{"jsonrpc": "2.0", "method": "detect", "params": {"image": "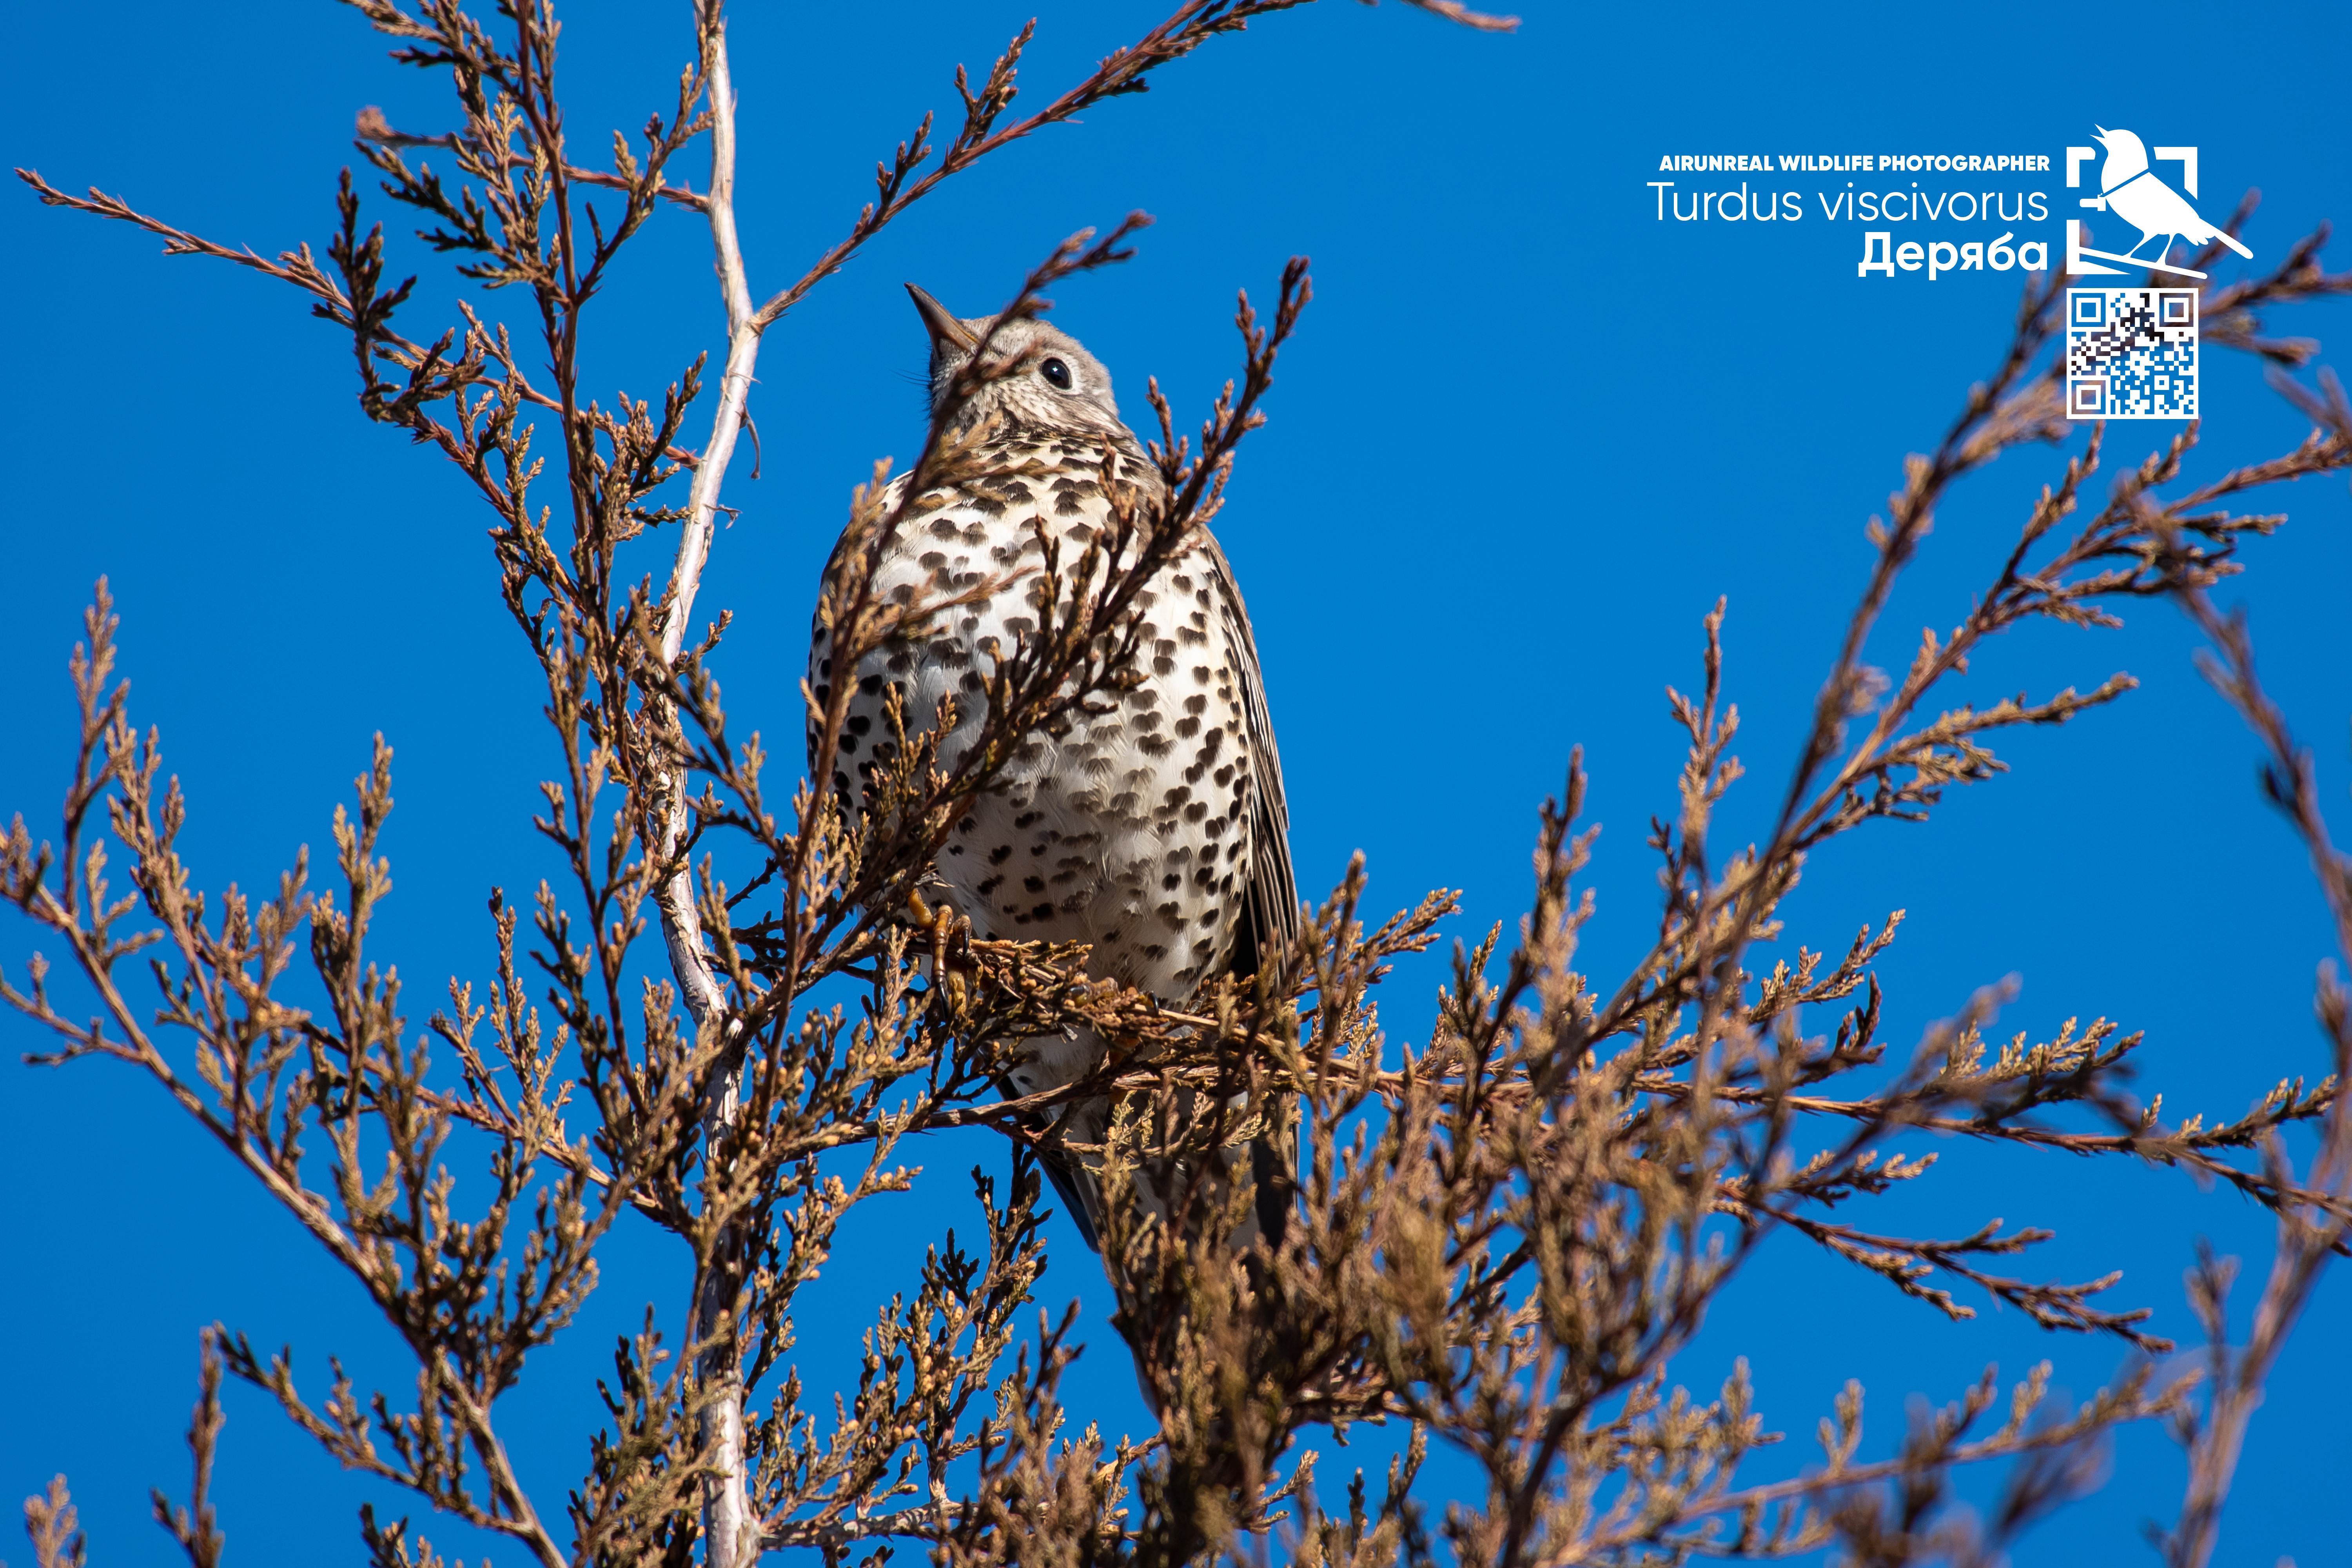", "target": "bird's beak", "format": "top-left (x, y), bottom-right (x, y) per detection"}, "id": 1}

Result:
top-left (905, 283), bottom-right (977, 354)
